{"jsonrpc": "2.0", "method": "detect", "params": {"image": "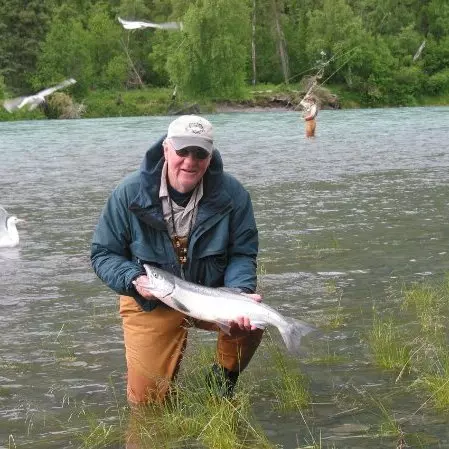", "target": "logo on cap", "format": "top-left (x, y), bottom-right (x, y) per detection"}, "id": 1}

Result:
top-left (186, 121), bottom-right (205, 135)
